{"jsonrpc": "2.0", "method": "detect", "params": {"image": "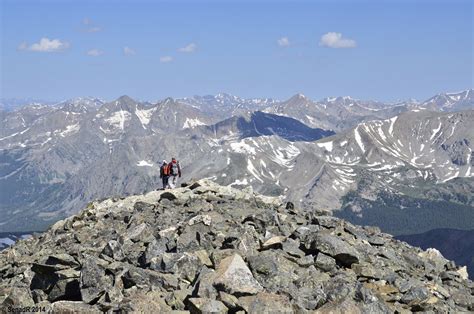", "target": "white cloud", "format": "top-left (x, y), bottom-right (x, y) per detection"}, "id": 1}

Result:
top-left (123, 46), bottom-right (136, 56)
top-left (319, 32), bottom-right (356, 48)
top-left (21, 38), bottom-right (70, 52)
top-left (87, 49), bottom-right (103, 56)
top-left (83, 18), bottom-right (91, 25)
top-left (160, 56), bottom-right (173, 63)
top-left (178, 43), bottom-right (197, 53)
top-left (277, 37), bottom-right (290, 47)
